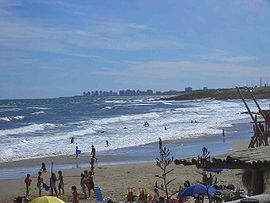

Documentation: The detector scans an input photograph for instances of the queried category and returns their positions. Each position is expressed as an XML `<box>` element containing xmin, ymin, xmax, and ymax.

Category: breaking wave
<box><xmin>0</xmin><ymin>116</ymin><xmax>25</xmax><ymax>122</ymax></box>
<box><xmin>31</xmin><ymin>111</ymin><xmax>46</xmax><ymax>115</ymax></box>
<box><xmin>0</xmin><ymin>123</ymin><xmax>57</xmax><ymax>136</ymax></box>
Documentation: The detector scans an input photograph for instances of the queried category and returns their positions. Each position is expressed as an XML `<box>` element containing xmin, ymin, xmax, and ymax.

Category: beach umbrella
<box><xmin>30</xmin><ymin>196</ymin><xmax>65</xmax><ymax>203</ymax></box>
<box><xmin>180</xmin><ymin>183</ymin><xmax>219</xmax><ymax>197</ymax></box>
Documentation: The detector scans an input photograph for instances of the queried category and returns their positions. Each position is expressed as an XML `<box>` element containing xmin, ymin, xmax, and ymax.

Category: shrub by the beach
<box><xmin>155</xmin><ymin>138</ymin><xmax>177</xmax><ymax>201</ymax></box>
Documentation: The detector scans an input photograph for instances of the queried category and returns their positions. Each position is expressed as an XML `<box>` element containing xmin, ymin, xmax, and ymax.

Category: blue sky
<box><xmin>1</xmin><ymin>0</ymin><xmax>270</xmax><ymax>99</ymax></box>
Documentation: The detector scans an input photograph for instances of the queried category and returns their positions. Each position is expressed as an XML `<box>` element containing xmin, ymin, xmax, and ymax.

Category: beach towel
<box><xmin>95</xmin><ymin>186</ymin><xmax>106</xmax><ymax>202</ymax></box>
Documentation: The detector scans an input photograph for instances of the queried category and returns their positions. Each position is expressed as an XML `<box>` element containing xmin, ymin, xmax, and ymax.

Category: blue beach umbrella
<box><xmin>180</xmin><ymin>183</ymin><xmax>219</xmax><ymax>197</ymax></box>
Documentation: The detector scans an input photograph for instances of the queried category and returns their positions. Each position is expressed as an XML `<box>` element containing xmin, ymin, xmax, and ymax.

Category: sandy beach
<box><xmin>0</xmin><ymin>161</ymin><xmax>243</xmax><ymax>203</ymax></box>
<box><xmin>0</xmin><ymin>120</ymin><xmax>252</xmax><ymax>203</ymax></box>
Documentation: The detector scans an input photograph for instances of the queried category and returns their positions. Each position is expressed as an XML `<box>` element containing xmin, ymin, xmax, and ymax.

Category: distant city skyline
<box><xmin>1</xmin><ymin>1</ymin><xmax>270</xmax><ymax>99</ymax></box>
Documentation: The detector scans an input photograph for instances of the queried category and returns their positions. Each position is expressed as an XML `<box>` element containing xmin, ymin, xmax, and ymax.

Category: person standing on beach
<box><xmin>80</xmin><ymin>173</ymin><xmax>87</xmax><ymax>199</ymax></box>
<box><xmin>58</xmin><ymin>170</ymin><xmax>64</xmax><ymax>195</ymax></box>
<box><xmin>91</xmin><ymin>145</ymin><xmax>97</xmax><ymax>161</ymax></box>
<box><xmin>24</xmin><ymin>174</ymin><xmax>32</xmax><ymax>197</ymax></box>
<box><xmin>37</xmin><ymin>171</ymin><xmax>43</xmax><ymax>197</ymax></box>
<box><xmin>50</xmin><ymin>173</ymin><xmax>58</xmax><ymax>197</ymax></box>
<box><xmin>90</xmin><ymin>157</ymin><xmax>95</xmax><ymax>174</ymax></box>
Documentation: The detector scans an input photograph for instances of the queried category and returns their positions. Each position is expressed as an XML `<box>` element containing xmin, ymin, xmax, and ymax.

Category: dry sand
<box><xmin>0</xmin><ymin>161</ymin><xmax>243</xmax><ymax>203</ymax></box>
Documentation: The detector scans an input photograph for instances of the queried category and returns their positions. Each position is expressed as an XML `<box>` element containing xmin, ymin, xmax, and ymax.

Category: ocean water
<box><xmin>0</xmin><ymin>96</ymin><xmax>269</xmax><ymax>163</ymax></box>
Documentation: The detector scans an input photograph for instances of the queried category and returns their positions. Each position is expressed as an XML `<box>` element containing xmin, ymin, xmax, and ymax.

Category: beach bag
<box><xmin>43</xmin><ymin>183</ymin><xmax>50</xmax><ymax>191</ymax></box>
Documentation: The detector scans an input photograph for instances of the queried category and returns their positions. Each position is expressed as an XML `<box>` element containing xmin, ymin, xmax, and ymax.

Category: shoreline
<box><xmin>0</xmin><ymin>120</ymin><xmax>253</xmax><ymax>202</ymax></box>
<box><xmin>0</xmin><ymin>120</ymin><xmax>253</xmax><ymax>180</ymax></box>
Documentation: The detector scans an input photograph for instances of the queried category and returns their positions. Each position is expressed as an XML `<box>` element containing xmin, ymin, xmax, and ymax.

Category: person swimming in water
<box><xmin>106</xmin><ymin>140</ymin><xmax>109</xmax><ymax>147</ymax></box>
<box><xmin>71</xmin><ymin>137</ymin><xmax>74</xmax><ymax>144</ymax></box>
<box><xmin>144</xmin><ymin>121</ymin><xmax>149</xmax><ymax>127</ymax></box>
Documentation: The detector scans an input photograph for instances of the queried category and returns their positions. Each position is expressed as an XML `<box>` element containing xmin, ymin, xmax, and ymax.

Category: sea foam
<box><xmin>0</xmin><ymin>123</ymin><xmax>56</xmax><ymax>136</ymax></box>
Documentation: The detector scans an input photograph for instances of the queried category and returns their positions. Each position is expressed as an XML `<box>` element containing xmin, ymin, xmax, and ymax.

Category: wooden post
<box><xmin>236</xmin><ymin>87</ymin><xmax>266</xmax><ymax>147</ymax></box>
<box><xmin>246</xmin><ymin>87</ymin><xmax>266</xmax><ymax>118</ymax></box>
<box><xmin>247</xmin><ymin>87</ymin><xmax>269</xmax><ymax>146</ymax></box>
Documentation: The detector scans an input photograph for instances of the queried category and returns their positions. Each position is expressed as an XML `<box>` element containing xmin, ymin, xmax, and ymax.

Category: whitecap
<box><xmin>0</xmin><ymin>116</ymin><xmax>25</xmax><ymax>122</ymax></box>
<box><xmin>31</xmin><ymin>111</ymin><xmax>46</xmax><ymax>115</ymax></box>
<box><xmin>11</xmin><ymin>116</ymin><xmax>25</xmax><ymax>120</ymax></box>
<box><xmin>0</xmin><ymin>123</ymin><xmax>57</xmax><ymax>136</ymax></box>
<box><xmin>27</xmin><ymin>107</ymin><xmax>50</xmax><ymax>110</ymax></box>
<box><xmin>162</xmin><ymin>102</ymin><xmax>172</xmax><ymax>105</ymax></box>
<box><xmin>92</xmin><ymin>112</ymin><xmax>160</xmax><ymax>125</ymax></box>
<box><xmin>64</xmin><ymin>127</ymin><xmax>97</xmax><ymax>137</ymax></box>
<box><xmin>0</xmin><ymin>108</ymin><xmax>22</xmax><ymax>112</ymax></box>
<box><xmin>102</xmin><ymin>106</ymin><xmax>112</xmax><ymax>110</ymax></box>
<box><xmin>0</xmin><ymin>117</ymin><xmax>11</xmax><ymax>122</ymax></box>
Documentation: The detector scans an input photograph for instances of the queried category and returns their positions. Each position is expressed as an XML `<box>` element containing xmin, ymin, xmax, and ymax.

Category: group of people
<box><xmin>73</xmin><ymin>145</ymin><xmax>98</xmax><ymax>202</ymax></box>
<box><xmin>21</xmin><ymin>144</ymin><xmax>99</xmax><ymax>203</ymax></box>
<box><xmin>80</xmin><ymin>170</ymin><xmax>95</xmax><ymax>199</ymax></box>
<box><xmin>24</xmin><ymin>166</ymin><xmax>64</xmax><ymax>199</ymax></box>
<box><xmin>75</xmin><ymin>141</ymin><xmax>97</xmax><ymax>160</ymax></box>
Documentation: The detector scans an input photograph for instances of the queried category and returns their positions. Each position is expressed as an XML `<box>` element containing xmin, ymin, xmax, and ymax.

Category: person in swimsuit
<box><xmin>58</xmin><ymin>170</ymin><xmax>64</xmax><ymax>195</ymax></box>
<box><xmin>37</xmin><ymin>171</ymin><xmax>43</xmax><ymax>197</ymax></box>
<box><xmin>24</xmin><ymin>174</ymin><xmax>32</xmax><ymax>197</ymax></box>
<box><xmin>50</xmin><ymin>173</ymin><xmax>58</xmax><ymax>197</ymax></box>
<box><xmin>80</xmin><ymin>173</ymin><xmax>87</xmax><ymax>199</ymax></box>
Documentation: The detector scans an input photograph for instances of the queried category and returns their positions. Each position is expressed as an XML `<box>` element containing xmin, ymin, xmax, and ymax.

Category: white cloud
<box><xmin>198</xmin><ymin>52</ymin><xmax>257</xmax><ymax>63</ymax></box>
<box><xmin>0</xmin><ymin>14</ymin><xmax>181</xmax><ymax>54</ymax></box>
<box><xmin>127</xmin><ymin>23</ymin><xmax>146</xmax><ymax>29</ymax></box>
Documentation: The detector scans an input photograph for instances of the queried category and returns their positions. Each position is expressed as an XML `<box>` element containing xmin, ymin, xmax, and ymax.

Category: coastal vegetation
<box><xmin>163</xmin><ymin>86</ymin><xmax>270</xmax><ymax>101</ymax></box>
<box><xmin>155</xmin><ymin>139</ymin><xmax>177</xmax><ymax>201</ymax></box>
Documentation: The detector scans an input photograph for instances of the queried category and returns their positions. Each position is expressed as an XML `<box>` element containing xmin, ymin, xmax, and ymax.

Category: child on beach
<box><xmin>80</xmin><ymin>173</ymin><xmax>87</xmax><ymax>199</ymax></box>
<box><xmin>24</xmin><ymin>174</ymin><xmax>32</xmax><ymax>197</ymax></box>
<box><xmin>37</xmin><ymin>171</ymin><xmax>43</xmax><ymax>197</ymax></box>
<box><xmin>72</xmin><ymin>185</ymin><xmax>79</xmax><ymax>203</ymax></box>
<box><xmin>58</xmin><ymin>170</ymin><xmax>64</xmax><ymax>195</ymax></box>
<box><xmin>50</xmin><ymin>173</ymin><xmax>58</xmax><ymax>197</ymax></box>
